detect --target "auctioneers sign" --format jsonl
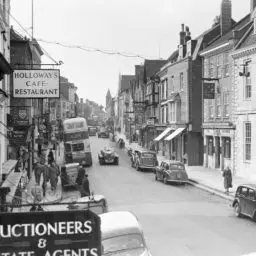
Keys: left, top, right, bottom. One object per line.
{"left": 0, "top": 210, "right": 101, "bottom": 256}
{"left": 13, "top": 69, "right": 60, "bottom": 98}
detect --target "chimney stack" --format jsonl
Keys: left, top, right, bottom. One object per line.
{"left": 185, "top": 26, "right": 191, "bottom": 42}
{"left": 180, "top": 24, "right": 186, "bottom": 45}
{"left": 220, "top": 0, "right": 232, "bottom": 36}
{"left": 251, "top": 0, "right": 256, "bottom": 18}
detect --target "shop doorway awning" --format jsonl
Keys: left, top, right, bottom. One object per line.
{"left": 164, "top": 127, "right": 186, "bottom": 141}
{"left": 154, "top": 127, "right": 174, "bottom": 142}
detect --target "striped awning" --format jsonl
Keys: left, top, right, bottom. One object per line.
{"left": 164, "top": 127, "right": 185, "bottom": 141}
{"left": 154, "top": 127, "right": 174, "bottom": 142}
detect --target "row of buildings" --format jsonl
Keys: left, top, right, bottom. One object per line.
{"left": 111, "top": 0, "right": 256, "bottom": 180}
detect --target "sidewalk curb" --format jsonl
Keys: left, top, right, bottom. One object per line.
{"left": 188, "top": 179, "right": 234, "bottom": 202}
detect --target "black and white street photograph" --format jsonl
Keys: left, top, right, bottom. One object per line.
{"left": 0, "top": 0, "right": 256, "bottom": 255}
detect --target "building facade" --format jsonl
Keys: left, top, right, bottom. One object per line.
{"left": 231, "top": 5, "right": 256, "bottom": 179}
{"left": 200, "top": 0, "right": 250, "bottom": 171}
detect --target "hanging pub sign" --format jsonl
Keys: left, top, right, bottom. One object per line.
{"left": 10, "top": 107, "right": 30, "bottom": 126}
{"left": 203, "top": 83, "right": 215, "bottom": 99}
{"left": 13, "top": 69, "right": 60, "bottom": 99}
{"left": 0, "top": 210, "right": 101, "bottom": 256}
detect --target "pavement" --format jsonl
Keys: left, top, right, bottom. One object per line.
{"left": 113, "top": 132, "right": 255, "bottom": 202}
{"left": 17, "top": 141, "right": 65, "bottom": 212}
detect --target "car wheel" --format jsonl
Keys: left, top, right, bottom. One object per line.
{"left": 163, "top": 177, "right": 168, "bottom": 185}
{"left": 234, "top": 203, "right": 241, "bottom": 217}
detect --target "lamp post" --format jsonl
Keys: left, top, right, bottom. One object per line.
{"left": 0, "top": 88, "right": 8, "bottom": 184}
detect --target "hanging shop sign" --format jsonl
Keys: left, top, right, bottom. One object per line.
{"left": 7, "top": 126, "right": 30, "bottom": 146}
{"left": 146, "top": 119, "right": 155, "bottom": 126}
{"left": 203, "top": 83, "right": 215, "bottom": 99}
{"left": 0, "top": 210, "right": 101, "bottom": 256}
{"left": 13, "top": 69, "right": 60, "bottom": 99}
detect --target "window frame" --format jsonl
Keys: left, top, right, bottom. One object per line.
{"left": 216, "top": 54, "right": 222, "bottom": 78}
{"left": 244, "top": 122, "right": 252, "bottom": 161}
{"left": 216, "top": 94, "right": 221, "bottom": 117}
{"left": 223, "top": 52, "right": 229, "bottom": 77}
{"left": 244, "top": 59, "right": 252, "bottom": 99}
{"left": 223, "top": 92, "right": 229, "bottom": 117}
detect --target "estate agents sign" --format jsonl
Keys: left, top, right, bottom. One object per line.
{"left": 13, "top": 69, "right": 60, "bottom": 98}
{"left": 0, "top": 210, "right": 101, "bottom": 256}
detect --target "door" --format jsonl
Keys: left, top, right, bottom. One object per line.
{"left": 239, "top": 187, "right": 248, "bottom": 214}
{"left": 215, "top": 136, "right": 220, "bottom": 168}
{"left": 246, "top": 188, "right": 256, "bottom": 217}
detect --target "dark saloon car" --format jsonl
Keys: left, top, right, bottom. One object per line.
{"left": 232, "top": 184, "right": 256, "bottom": 221}
{"left": 155, "top": 160, "right": 188, "bottom": 184}
{"left": 98, "top": 128, "right": 109, "bottom": 138}
{"left": 131, "top": 149, "right": 158, "bottom": 172}
{"left": 98, "top": 147, "right": 119, "bottom": 165}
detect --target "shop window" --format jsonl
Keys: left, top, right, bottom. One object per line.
{"left": 183, "top": 133, "right": 188, "bottom": 155}
{"left": 223, "top": 137, "right": 231, "bottom": 158}
{"left": 208, "top": 136, "right": 214, "bottom": 156}
{"left": 244, "top": 122, "right": 251, "bottom": 161}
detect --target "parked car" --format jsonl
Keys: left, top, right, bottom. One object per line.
{"left": 60, "top": 162, "right": 80, "bottom": 191}
{"left": 67, "top": 194, "right": 108, "bottom": 214}
{"left": 155, "top": 160, "right": 188, "bottom": 185}
{"left": 98, "top": 147, "right": 119, "bottom": 165}
{"left": 232, "top": 184, "right": 256, "bottom": 221}
{"left": 99, "top": 211, "right": 152, "bottom": 256}
{"left": 131, "top": 149, "right": 158, "bottom": 172}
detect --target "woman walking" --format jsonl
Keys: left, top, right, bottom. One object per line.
{"left": 222, "top": 166, "right": 233, "bottom": 194}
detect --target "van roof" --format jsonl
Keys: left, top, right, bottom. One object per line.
{"left": 99, "top": 211, "right": 142, "bottom": 239}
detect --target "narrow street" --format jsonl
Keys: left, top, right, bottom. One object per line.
{"left": 61, "top": 136, "right": 256, "bottom": 256}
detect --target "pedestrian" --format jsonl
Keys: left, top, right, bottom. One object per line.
{"left": 76, "top": 160, "right": 87, "bottom": 187}
{"left": 34, "top": 161, "right": 43, "bottom": 185}
{"left": 222, "top": 166, "right": 233, "bottom": 193}
{"left": 48, "top": 149, "right": 54, "bottom": 165}
{"left": 48, "top": 161, "right": 58, "bottom": 191}
{"left": 41, "top": 164, "right": 49, "bottom": 197}
{"left": 80, "top": 174, "right": 90, "bottom": 197}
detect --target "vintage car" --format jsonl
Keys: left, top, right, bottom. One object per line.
{"left": 131, "top": 149, "right": 158, "bottom": 172}
{"left": 100, "top": 211, "right": 152, "bottom": 256}
{"left": 98, "top": 147, "right": 119, "bottom": 165}
{"left": 98, "top": 128, "right": 109, "bottom": 138}
{"left": 60, "top": 162, "right": 80, "bottom": 191}
{"left": 232, "top": 184, "right": 256, "bottom": 221}
{"left": 67, "top": 194, "right": 108, "bottom": 214}
{"left": 155, "top": 160, "right": 188, "bottom": 184}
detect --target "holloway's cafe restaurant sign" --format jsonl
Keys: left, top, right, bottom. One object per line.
{"left": 0, "top": 210, "right": 101, "bottom": 256}
{"left": 13, "top": 69, "right": 60, "bottom": 98}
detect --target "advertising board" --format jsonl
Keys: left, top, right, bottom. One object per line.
{"left": 13, "top": 69, "right": 60, "bottom": 98}
{"left": 0, "top": 210, "right": 101, "bottom": 256}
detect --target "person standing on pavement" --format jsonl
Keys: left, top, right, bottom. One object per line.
{"left": 80, "top": 174, "right": 90, "bottom": 197}
{"left": 48, "top": 161, "right": 59, "bottom": 191}
{"left": 48, "top": 149, "right": 54, "bottom": 165}
{"left": 222, "top": 166, "right": 232, "bottom": 193}
{"left": 34, "top": 161, "right": 43, "bottom": 185}
{"left": 41, "top": 164, "right": 49, "bottom": 197}
{"left": 76, "top": 160, "right": 87, "bottom": 188}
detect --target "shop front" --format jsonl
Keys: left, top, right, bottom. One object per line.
{"left": 203, "top": 126, "right": 235, "bottom": 171}
{"left": 153, "top": 126, "right": 173, "bottom": 156}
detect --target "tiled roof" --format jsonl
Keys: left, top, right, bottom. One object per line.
{"left": 235, "top": 24, "right": 256, "bottom": 50}
{"left": 120, "top": 75, "right": 135, "bottom": 92}
{"left": 144, "top": 59, "right": 167, "bottom": 80}
{"left": 201, "top": 14, "right": 250, "bottom": 53}
{"left": 167, "top": 50, "right": 178, "bottom": 62}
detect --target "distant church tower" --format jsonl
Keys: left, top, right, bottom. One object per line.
{"left": 105, "top": 89, "right": 112, "bottom": 109}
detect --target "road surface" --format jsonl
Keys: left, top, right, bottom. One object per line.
{"left": 62, "top": 136, "right": 256, "bottom": 256}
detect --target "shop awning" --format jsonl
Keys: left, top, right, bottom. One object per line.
{"left": 164, "top": 127, "right": 185, "bottom": 141}
{"left": 154, "top": 127, "right": 174, "bottom": 141}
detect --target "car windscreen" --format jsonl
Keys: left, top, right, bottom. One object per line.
{"left": 102, "top": 234, "right": 145, "bottom": 254}
{"left": 72, "top": 143, "right": 85, "bottom": 152}
{"left": 141, "top": 153, "right": 155, "bottom": 158}
{"left": 169, "top": 164, "right": 185, "bottom": 171}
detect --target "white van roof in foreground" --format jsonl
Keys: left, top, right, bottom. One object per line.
{"left": 99, "top": 211, "right": 141, "bottom": 239}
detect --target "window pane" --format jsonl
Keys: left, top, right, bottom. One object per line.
{"left": 245, "top": 122, "right": 251, "bottom": 161}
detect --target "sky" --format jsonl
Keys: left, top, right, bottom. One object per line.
{"left": 10, "top": 0, "right": 250, "bottom": 106}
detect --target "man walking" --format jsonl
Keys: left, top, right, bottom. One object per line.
{"left": 48, "top": 161, "right": 59, "bottom": 192}
{"left": 80, "top": 174, "right": 90, "bottom": 197}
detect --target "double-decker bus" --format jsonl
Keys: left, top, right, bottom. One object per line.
{"left": 63, "top": 117, "right": 92, "bottom": 166}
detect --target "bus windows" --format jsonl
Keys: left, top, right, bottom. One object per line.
{"left": 72, "top": 143, "right": 84, "bottom": 152}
